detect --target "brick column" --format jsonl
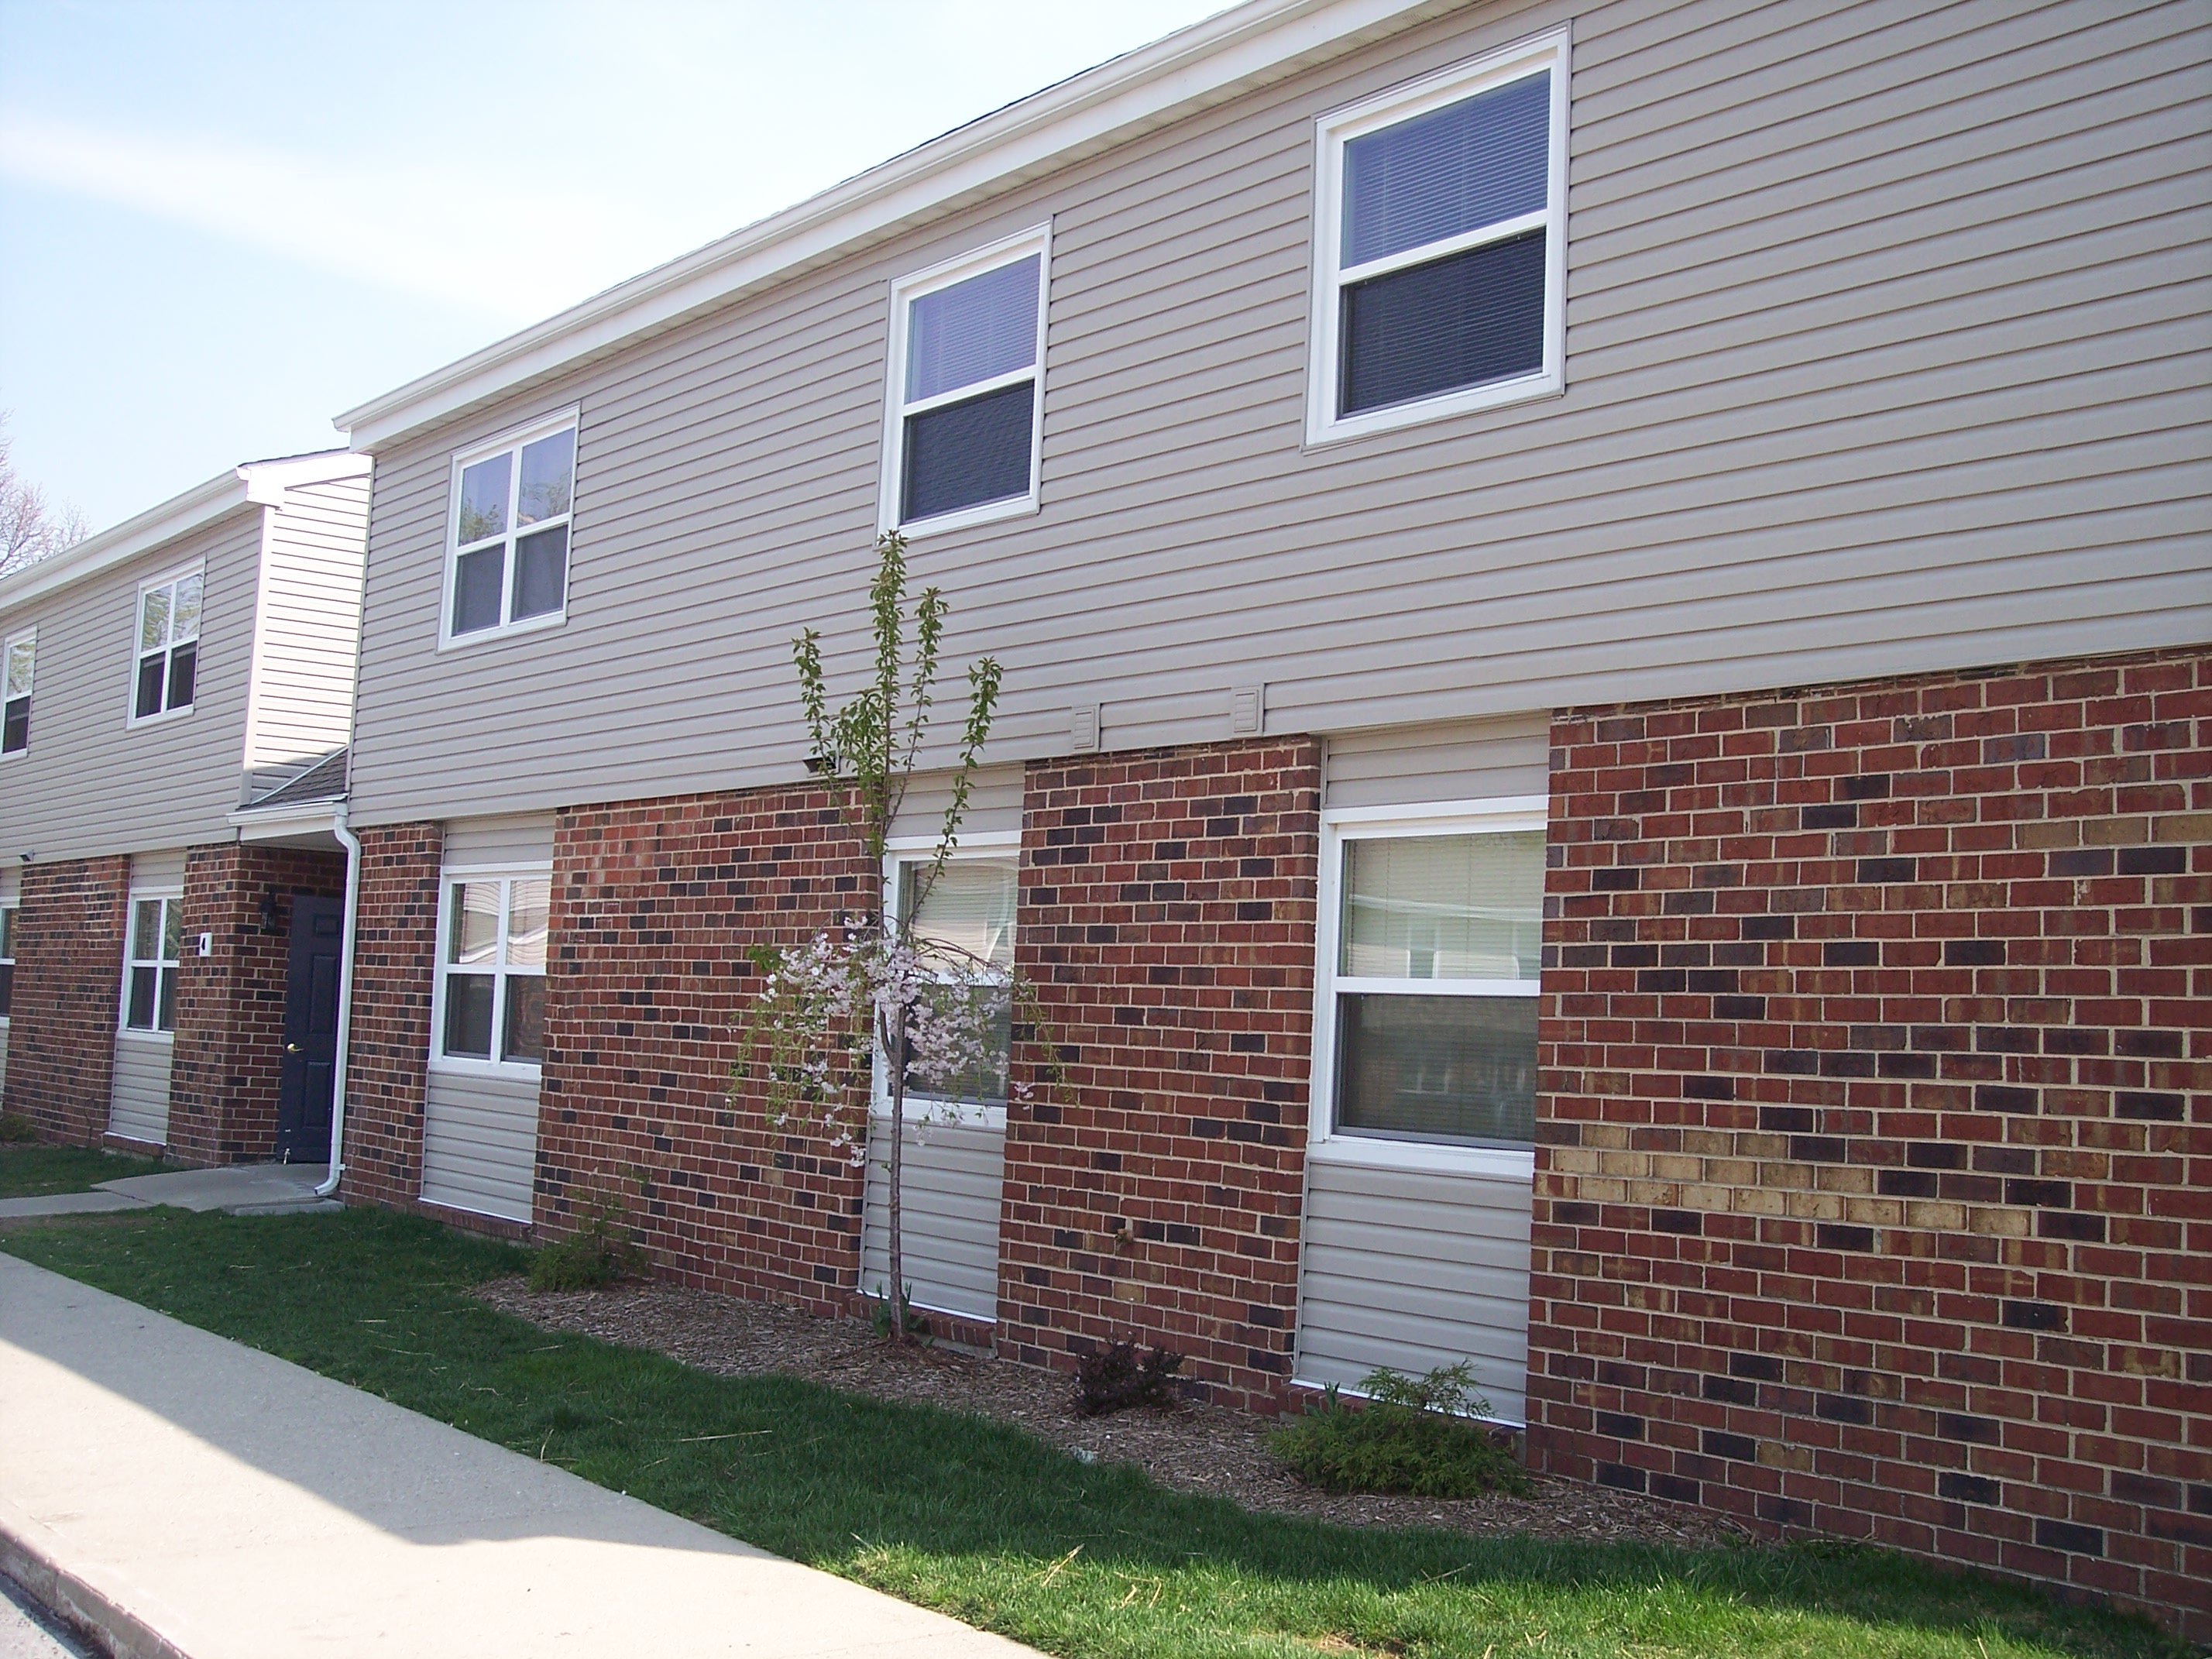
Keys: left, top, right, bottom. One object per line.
{"left": 539, "top": 785, "right": 873, "bottom": 1311}
{"left": 338, "top": 824, "right": 443, "bottom": 1211}
{"left": 1530, "top": 645, "right": 2210, "bottom": 1639}
{"left": 1, "top": 855, "right": 129, "bottom": 1146}
{"left": 167, "top": 843, "right": 348, "bottom": 1167}
{"left": 1003, "top": 737, "right": 1321, "bottom": 1412}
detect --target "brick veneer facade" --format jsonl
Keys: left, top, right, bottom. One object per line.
{"left": 167, "top": 843, "right": 348, "bottom": 1166}
{"left": 1, "top": 854, "right": 129, "bottom": 1144}
{"left": 537, "top": 786, "right": 874, "bottom": 1310}
{"left": 1530, "top": 647, "right": 2210, "bottom": 1637}
{"left": 337, "top": 823, "right": 444, "bottom": 1212}
{"left": 1003, "top": 738, "right": 1321, "bottom": 1412}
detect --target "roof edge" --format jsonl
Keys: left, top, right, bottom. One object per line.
{"left": 335, "top": 0, "right": 1441, "bottom": 453}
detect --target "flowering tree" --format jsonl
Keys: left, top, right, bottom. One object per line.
{"left": 734, "top": 531, "right": 1005, "bottom": 1341}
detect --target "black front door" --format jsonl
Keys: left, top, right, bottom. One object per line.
{"left": 274, "top": 894, "right": 345, "bottom": 1164}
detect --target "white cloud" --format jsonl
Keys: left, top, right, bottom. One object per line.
{"left": 0, "top": 112, "right": 682, "bottom": 321}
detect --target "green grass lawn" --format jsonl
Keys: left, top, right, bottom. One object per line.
{"left": 0, "top": 1208, "right": 2185, "bottom": 1659}
{"left": 0, "top": 1143, "right": 165, "bottom": 1198}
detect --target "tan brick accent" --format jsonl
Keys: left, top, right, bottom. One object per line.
{"left": 1530, "top": 645, "right": 2210, "bottom": 1639}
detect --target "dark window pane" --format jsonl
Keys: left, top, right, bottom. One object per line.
{"left": 0, "top": 961, "right": 14, "bottom": 1019}
{"left": 156, "top": 966, "right": 177, "bottom": 1033}
{"left": 902, "top": 381, "right": 1034, "bottom": 524}
{"left": 458, "top": 452, "right": 510, "bottom": 544}
{"left": 502, "top": 974, "right": 546, "bottom": 1063}
{"left": 444, "top": 973, "right": 494, "bottom": 1058}
{"left": 1342, "top": 72, "right": 1550, "bottom": 267}
{"left": 512, "top": 525, "right": 568, "bottom": 620}
{"left": 453, "top": 544, "right": 504, "bottom": 634}
{"left": 1341, "top": 229, "right": 1545, "bottom": 417}
{"left": 2, "top": 695, "right": 26, "bottom": 754}
{"left": 128, "top": 966, "right": 157, "bottom": 1029}
{"left": 1336, "top": 992, "right": 1535, "bottom": 1143}
{"left": 516, "top": 429, "right": 574, "bottom": 525}
{"left": 900, "top": 982, "right": 1012, "bottom": 1108}
{"left": 136, "top": 655, "right": 166, "bottom": 718}
{"left": 167, "top": 644, "right": 196, "bottom": 710}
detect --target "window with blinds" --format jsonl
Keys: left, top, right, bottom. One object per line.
{"left": 881, "top": 228, "right": 1049, "bottom": 535}
{"left": 1308, "top": 29, "right": 1567, "bottom": 444}
{"left": 1324, "top": 821, "right": 1542, "bottom": 1146}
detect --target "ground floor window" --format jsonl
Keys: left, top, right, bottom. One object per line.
{"left": 434, "top": 870, "right": 549, "bottom": 1069}
{"left": 1316, "top": 800, "right": 1544, "bottom": 1148}
{"left": 0, "top": 902, "right": 16, "bottom": 1018}
{"left": 122, "top": 891, "right": 182, "bottom": 1034}
{"left": 884, "top": 838, "right": 1018, "bottom": 1115}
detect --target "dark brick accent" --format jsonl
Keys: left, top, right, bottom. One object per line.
{"left": 1, "top": 855, "right": 130, "bottom": 1144}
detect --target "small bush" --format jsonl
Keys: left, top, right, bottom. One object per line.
{"left": 1076, "top": 1338, "right": 1183, "bottom": 1416}
{"left": 1273, "top": 1364, "right": 1533, "bottom": 1499}
{"left": 871, "top": 1287, "right": 933, "bottom": 1341}
{"left": 527, "top": 1207, "right": 644, "bottom": 1293}
{"left": 0, "top": 1114, "right": 39, "bottom": 1144}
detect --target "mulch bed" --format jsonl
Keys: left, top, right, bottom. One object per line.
{"left": 475, "top": 1276, "right": 1749, "bottom": 1551}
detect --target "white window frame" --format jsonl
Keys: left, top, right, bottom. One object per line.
{"left": 874, "top": 831, "right": 1021, "bottom": 1129}
{"left": 438, "top": 407, "right": 581, "bottom": 651}
{"left": 118, "top": 886, "right": 184, "bottom": 1041}
{"left": 1307, "top": 796, "right": 1547, "bottom": 1178}
{"left": 1, "top": 625, "right": 33, "bottom": 758}
{"left": 0, "top": 899, "right": 17, "bottom": 1025}
{"left": 1305, "top": 26, "right": 1571, "bottom": 448}
{"left": 125, "top": 562, "right": 204, "bottom": 729}
{"left": 428, "top": 863, "right": 552, "bottom": 1077}
{"left": 877, "top": 225, "right": 1052, "bottom": 539}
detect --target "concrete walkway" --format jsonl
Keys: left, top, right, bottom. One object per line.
{"left": 0, "top": 1163, "right": 337, "bottom": 1222}
{"left": 0, "top": 1255, "right": 1036, "bottom": 1657}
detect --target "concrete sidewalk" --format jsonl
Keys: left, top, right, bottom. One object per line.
{"left": 0, "top": 1255, "right": 1036, "bottom": 1657}
{"left": 0, "top": 1163, "right": 338, "bottom": 1223}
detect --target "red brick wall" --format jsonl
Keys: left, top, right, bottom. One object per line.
{"left": 1003, "top": 737, "right": 1321, "bottom": 1412}
{"left": 338, "top": 824, "right": 442, "bottom": 1211}
{"left": 167, "top": 843, "right": 347, "bottom": 1167}
{"left": 1532, "top": 647, "right": 2210, "bottom": 1638}
{"left": 2, "top": 855, "right": 129, "bottom": 1145}
{"left": 538, "top": 786, "right": 874, "bottom": 1311}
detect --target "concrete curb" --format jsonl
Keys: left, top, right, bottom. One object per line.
{"left": 0, "top": 1513, "right": 185, "bottom": 1659}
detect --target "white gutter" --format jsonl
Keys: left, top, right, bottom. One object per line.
{"left": 316, "top": 799, "right": 363, "bottom": 1199}
{"left": 334, "top": 0, "right": 1448, "bottom": 453}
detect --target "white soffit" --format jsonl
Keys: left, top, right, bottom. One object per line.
{"left": 333, "top": 0, "right": 1453, "bottom": 453}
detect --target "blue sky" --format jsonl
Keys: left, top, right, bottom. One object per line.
{"left": 0, "top": 0, "right": 1225, "bottom": 534}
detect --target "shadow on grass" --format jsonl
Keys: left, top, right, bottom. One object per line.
{"left": 1, "top": 1207, "right": 2186, "bottom": 1659}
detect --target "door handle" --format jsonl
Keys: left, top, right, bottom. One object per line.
{"left": 286, "top": 1043, "right": 303, "bottom": 1054}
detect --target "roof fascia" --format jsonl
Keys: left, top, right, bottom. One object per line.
{"left": 334, "top": 0, "right": 1443, "bottom": 453}
{"left": 240, "top": 450, "right": 373, "bottom": 507}
{"left": 0, "top": 472, "right": 254, "bottom": 620}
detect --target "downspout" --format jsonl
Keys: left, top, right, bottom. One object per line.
{"left": 314, "top": 799, "right": 362, "bottom": 1198}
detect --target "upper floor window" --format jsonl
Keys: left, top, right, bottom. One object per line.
{"left": 132, "top": 567, "right": 201, "bottom": 723}
{"left": 2, "top": 627, "right": 33, "bottom": 755}
{"left": 122, "top": 891, "right": 182, "bottom": 1035}
{"left": 445, "top": 414, "right": 577, "bottom": 644}
{"left": 880, "top": 228, "right": 1049, "bottom": 536}
{"left": 1314, "top": 802, "right": 1544, "bottom": 1150}
{"left": 434, "top": 870, "right": 549, "bottom": 1069}
{"left": 1307, "top": 29, "right": 1568, "bottom": 445}
{"left": 0, "top": 903, "right": 16, "bottom": 1020}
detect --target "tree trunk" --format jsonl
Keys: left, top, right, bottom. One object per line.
{"left": 884, "top": 1008, "right": 909, "bottom": 1345}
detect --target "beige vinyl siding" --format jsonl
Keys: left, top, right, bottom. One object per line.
{"left": 130, "top": 849, "right": 189, "bottom": 887}
{"left": 242, "top": 475, "right": 371, "bottom": 788}
{"left": 1295, "top": 1155, "right": 1534, "bottom": 1424}
{"left": 888, "top": 764, "right": 1025, "bottom": 841}
{"left": 108, "top": 1035, "right": 173, "bottom": 1148}
{"left": 0, "top": 511, "right": 267, "bottom": 864}
{"left": 1324, "top": 715, "right": 1551, "bottom": 810}
{"left": 345, "top": 0, "right": 2211, "bottom": 829}
{"left": 420, "top": 1070, "right": 539, "bottom": 1222}
{"left": 861, "top": 1115, "right": 1006, "bottom": 1322}
{"left": 441, "top": 814, "right": 557, "bottom": 867}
